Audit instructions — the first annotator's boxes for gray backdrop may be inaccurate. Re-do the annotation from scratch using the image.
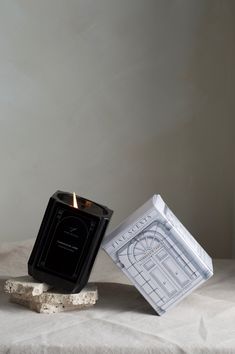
[0,0,234,257]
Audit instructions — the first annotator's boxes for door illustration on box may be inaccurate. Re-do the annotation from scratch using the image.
[117,221,197,307]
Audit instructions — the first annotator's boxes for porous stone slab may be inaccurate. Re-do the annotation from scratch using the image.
[4,276,51,296]
[4,276,98,314]
[10,295,96,314]
[10,285,98,307]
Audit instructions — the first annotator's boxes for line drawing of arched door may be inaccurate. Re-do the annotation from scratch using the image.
[117,220,200,310]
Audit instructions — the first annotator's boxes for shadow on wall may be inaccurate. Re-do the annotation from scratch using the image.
[124,1,235,258]
[188,1,235,258]
[130,116,233,259]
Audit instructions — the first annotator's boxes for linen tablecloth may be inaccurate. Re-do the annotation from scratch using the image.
[0,239,235,353]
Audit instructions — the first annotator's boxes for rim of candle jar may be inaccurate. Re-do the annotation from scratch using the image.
[56,191,109,216]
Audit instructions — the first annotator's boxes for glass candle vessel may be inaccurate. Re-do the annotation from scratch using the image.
[28,191,113,293]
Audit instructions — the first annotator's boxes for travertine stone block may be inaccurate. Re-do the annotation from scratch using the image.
[4,276,51,296]
[4,276,98,314]
[10,295,95,314]
[10,285,98,306]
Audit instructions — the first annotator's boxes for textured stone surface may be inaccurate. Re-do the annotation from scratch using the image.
[4,276,51,296]
[10,285,98,306]
[4,276,98,314]
[10,295,95,314]
[38,285,98,305]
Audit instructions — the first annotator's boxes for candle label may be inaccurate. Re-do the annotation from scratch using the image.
[37,208,97,280]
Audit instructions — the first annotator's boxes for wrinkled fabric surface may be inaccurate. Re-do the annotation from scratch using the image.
[0,239,235,354]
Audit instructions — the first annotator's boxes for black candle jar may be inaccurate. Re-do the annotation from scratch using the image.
[28,191,113,293]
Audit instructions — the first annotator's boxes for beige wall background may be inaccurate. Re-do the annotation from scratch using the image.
[0,0,234,257]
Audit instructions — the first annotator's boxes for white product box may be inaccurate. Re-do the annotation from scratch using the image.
[102,195,213,315]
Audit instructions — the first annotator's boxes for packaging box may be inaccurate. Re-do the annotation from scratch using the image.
[102,195,213,315]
